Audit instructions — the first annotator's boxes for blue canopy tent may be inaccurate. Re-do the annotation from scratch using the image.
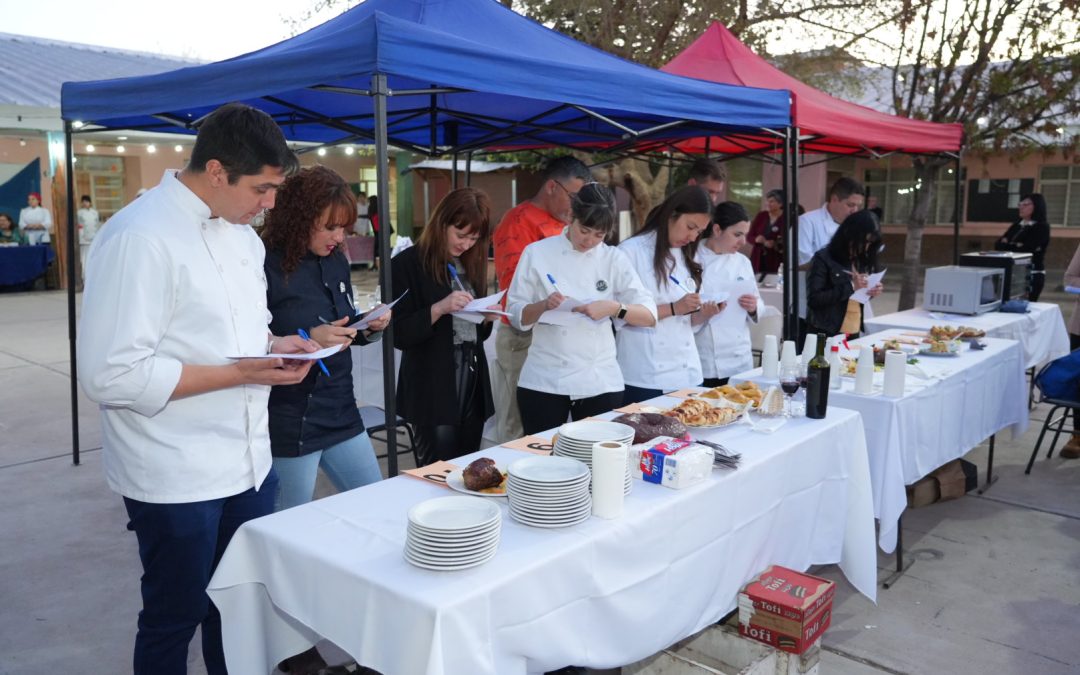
[60,0,792,470]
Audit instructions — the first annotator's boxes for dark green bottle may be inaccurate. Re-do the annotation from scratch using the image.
[805,333,830,419]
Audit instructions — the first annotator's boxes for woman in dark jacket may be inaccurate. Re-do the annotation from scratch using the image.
[261,166,391,512]
[391,187,498,464]
[806,210,883,337]
[995,193,1050,301]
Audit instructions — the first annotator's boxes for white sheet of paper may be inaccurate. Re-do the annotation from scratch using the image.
[537,296,601,325]
[706,281,756,328]
[451,290,508,324]
[229,344,346,361]
[850,269,886,305]
[348,290,408,329]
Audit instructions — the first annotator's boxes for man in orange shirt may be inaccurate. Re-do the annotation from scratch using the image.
[491,156,591,442]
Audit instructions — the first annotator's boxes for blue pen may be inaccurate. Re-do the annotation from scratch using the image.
[669,274,701,314]
[296,328,331,377]
[447,263,465,291]
[546,273,563,294]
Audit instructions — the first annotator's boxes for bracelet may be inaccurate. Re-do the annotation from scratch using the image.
[267,336,278,354]
[669,302,676,317]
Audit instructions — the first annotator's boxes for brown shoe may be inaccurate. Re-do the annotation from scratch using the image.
[1060,435,1080,459]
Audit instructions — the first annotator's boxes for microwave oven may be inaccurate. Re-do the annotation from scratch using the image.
[923,266,1003,315]
[959,251,1032,301]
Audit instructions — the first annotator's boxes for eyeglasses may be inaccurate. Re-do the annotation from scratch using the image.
[552,180,579,200]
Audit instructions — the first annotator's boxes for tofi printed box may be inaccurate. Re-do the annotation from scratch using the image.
[737,565,835,654]
[638,436,691,484]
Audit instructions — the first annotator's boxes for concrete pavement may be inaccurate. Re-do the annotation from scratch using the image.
[1,284,1078,674]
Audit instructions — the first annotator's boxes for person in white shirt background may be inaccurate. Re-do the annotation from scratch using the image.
[77,103,317,675]
[617,185,712,403]
[18,191,52,245]
[508,183,657,434]
[797,177,866,267]
[685,157,726,206]
[694,201,765,387]
[76,195,100,281]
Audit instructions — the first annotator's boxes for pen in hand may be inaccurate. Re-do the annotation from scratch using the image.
[447,263,466,292]
[546,273,563,295]
[296,328,331,377]
[669,274,701,314]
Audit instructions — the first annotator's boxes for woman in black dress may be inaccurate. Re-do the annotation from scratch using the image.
[391,188,499,464]
[995,193,1050,301]
[806,210,883,338]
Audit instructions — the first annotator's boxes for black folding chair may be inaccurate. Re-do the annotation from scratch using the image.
[360,405,419,469]
[1025,362,1080,474]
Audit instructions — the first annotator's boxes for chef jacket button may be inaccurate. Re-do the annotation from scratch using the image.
[233,309,239,316]
[241,259,249,266]
[302,416,306,422]
[561,330,568,337]
[218,265,225,272]
[562,360,568,366]
[247,395,253,402]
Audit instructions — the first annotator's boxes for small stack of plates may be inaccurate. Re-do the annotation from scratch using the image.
[404,495,501,571]
[506,456,592,528]
[553,420,635,495]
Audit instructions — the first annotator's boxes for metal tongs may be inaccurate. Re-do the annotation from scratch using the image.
[693,437,741,470]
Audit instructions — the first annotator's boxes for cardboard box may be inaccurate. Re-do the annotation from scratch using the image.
[934,459,967,501]
[906,474,940,507]
[738,566,835,655]
[738,604,831,655]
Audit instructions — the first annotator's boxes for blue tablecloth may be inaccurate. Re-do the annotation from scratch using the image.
[0,245,55,286]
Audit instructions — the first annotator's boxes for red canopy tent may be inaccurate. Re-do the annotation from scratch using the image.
[656,23,964,338]
[660,22,963,156]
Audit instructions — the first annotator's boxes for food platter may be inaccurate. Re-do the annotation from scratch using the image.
[445,467,508,497]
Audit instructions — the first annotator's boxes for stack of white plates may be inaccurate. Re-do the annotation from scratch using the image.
[404,495,501,571]
[553,420,635,495]
[506,456,592,528]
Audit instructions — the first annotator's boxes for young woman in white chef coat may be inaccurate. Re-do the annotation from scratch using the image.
[617,185,712,403]
[693,201,765,387]
[508,184,657,434]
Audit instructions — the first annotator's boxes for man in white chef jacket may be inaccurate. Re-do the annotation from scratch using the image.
[18,191,52,245]
[77,103,317,675]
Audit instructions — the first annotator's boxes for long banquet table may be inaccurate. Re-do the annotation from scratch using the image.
[207,404,877,675]
[732,328,1028,554]
[0,244,54,286]
[863,303,1070,369]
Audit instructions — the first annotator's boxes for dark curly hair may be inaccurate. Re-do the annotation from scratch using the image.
[261,165,357,274]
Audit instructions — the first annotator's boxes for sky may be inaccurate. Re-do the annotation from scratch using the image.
[2,0,342,61]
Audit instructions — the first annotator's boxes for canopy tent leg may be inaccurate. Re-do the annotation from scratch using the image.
[451,153,459,190]
[789,128,801,342]
[65,123,81,466]
[465,151,473,187]
[953,153,962,265]
[372,73,399,477]
[780,128,792,342]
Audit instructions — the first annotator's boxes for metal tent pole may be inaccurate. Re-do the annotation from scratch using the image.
[789,128,801,341]
[372,73,399,476]
[953,154,962,265]
[64,123,80,466]
[451,153,459,189]
[465,151,473,187]
[780,128,792,341]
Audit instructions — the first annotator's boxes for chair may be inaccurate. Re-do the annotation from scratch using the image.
[1024,362,1080,474]
[360,405,420,468]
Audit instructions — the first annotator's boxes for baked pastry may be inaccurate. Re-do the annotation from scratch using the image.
[462,458,504,491]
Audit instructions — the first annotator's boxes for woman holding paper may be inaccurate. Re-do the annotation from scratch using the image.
[392,187,498,463]
[693,202,765,386]
[617,185,711,403]
[806,210,883,338]
[261,166,391,512]
[508,183,656,434]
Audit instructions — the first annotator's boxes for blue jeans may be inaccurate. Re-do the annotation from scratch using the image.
[272,431,383,511]
[122,470,278,675]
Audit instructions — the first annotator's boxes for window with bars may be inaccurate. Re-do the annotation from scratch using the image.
[1039,165,1080,227]
[863,165,965,225]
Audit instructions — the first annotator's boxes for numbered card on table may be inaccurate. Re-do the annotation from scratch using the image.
[501,436,554,455]
[402,461,459,487]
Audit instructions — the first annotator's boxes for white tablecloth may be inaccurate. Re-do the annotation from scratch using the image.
[732,329,1028,554]
[207,407,876,675]
[863,303,1070,369]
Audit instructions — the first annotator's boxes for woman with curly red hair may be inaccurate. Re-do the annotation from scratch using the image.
[261,165,391,512]
[391,187,500,464]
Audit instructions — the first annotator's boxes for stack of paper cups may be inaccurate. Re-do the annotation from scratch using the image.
[761,335,779,378]
[854,345,875,394]
[801,333,818,366]
[780,340,798,369]
[592,441,628,519]
[883,350,907,397]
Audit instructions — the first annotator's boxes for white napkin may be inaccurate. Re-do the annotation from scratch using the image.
[591,441,628,519]
[883,350,907,397]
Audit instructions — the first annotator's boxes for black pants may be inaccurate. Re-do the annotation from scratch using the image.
[414,342,486,464]
[702,377,730,388]
[517,387,624,436]
[1029,272,1045,302]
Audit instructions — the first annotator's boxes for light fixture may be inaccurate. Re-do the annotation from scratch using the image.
[976,117,989,128]
[118,136,128,140]
[86,144,96,152]
[317,148,327,156]
[117,145,126,153]
[73,157,78,164]
[174,145,183,153]
[72,120,84,129]
[344,146,355,156]
[147,144,157,154]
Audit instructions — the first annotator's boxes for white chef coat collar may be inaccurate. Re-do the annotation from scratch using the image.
[559,227,598,257]
[160,170,213,223]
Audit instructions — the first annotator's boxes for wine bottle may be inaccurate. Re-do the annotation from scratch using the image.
[805,332,830,419]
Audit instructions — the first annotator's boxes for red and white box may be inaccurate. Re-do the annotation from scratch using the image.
[738,565,835,654]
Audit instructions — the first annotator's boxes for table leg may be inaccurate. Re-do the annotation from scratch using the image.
[882,515,912,589]
[977,434,998,494]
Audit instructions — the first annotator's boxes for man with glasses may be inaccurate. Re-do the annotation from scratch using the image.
[491,155,592,443]
[686,158,727,206]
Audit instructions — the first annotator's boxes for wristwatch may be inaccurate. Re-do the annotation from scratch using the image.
[616,303,628,320]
